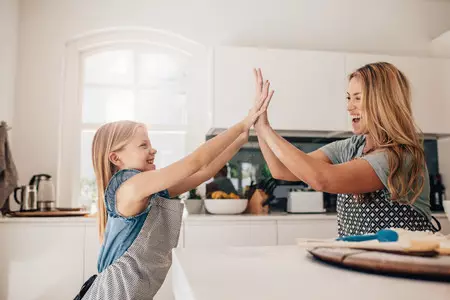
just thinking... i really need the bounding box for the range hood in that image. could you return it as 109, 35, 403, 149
207, 128, 354, 139
207, 128, 447, 140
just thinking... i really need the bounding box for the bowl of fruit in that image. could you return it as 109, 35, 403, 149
204, 191, 248, 215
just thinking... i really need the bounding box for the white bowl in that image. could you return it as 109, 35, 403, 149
443, 200, 450, 222
204, 199, 248, 215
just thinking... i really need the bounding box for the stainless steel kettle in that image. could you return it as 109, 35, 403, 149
29, 174, 56, 211
14, 185, 38, 211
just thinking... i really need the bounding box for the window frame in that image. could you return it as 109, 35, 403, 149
58, 28, 210, 208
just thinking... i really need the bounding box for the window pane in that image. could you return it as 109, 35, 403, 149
149, 131, 186, 168
79, 130, 186, 206
84, 50, 134, 85
82, 87, 134, 123
136, 90, 187, 125
80, 130, 97, 207
138, 53, 184, 83
79, 47, 190, 206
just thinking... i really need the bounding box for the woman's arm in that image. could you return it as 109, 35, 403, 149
256, 127, 298, 181
253, 68, 331, 182
256, 126, 332, 181
257, 125, 384, 193
167, 132, 248, 197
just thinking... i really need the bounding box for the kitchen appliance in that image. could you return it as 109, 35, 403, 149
37, 200, 56, 211
287, 190, 325, 213
430, 173, 446, 211
323, 192, 337, 213
29, 174, 56, 211
13, 185, 38, 211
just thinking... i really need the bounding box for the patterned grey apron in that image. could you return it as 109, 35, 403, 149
334, 136, 439, 237
79, 195, 183, 300
337, 190, 434, 237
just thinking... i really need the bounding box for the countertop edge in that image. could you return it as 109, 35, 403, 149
0, 212, 447, 224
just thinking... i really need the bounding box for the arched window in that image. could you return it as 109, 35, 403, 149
58, 29, 208, 208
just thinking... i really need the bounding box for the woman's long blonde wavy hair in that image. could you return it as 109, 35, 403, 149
92, 120, 144, 242
350, 62, 425, 204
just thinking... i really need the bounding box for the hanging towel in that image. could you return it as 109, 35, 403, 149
0, 122, 18, 212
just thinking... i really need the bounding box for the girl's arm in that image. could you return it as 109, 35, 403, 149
117, 87, 271, 216
167, 131, 248, 197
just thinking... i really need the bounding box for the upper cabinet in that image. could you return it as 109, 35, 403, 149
345, 54, 450, 135
213, 47, 349, 131
428, 59, 450, 135
212, 47, 450, 135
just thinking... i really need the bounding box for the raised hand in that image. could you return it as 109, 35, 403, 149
242, 72, 274, 131
253, 68, 274, 128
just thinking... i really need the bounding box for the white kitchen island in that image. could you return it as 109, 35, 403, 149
172, 246, 450, 300
1, 213, 449, 300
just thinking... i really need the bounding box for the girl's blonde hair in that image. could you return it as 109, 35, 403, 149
350, 62, 425, 204
91, 120, 144, 242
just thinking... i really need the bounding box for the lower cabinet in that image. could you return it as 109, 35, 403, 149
183, 218, 339, 247
277, 219, 338, 245
1, 214, 447, 300
184, 220, 278, 247
0, 223, 85, 300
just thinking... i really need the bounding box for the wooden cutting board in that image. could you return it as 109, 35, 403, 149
7, 209, 90, 217
297, 238, 442, 255
308, 247, 450, 280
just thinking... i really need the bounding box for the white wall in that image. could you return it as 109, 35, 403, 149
12, 0, 450, 191
432, 30, 450, 57
0, 0, 19, 127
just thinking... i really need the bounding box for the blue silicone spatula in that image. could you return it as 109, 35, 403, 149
336, 229, 399, 243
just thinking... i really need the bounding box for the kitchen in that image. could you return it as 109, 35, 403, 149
1, 0, 450, 299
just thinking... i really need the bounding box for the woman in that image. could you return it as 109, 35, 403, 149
253, 63, 439, 236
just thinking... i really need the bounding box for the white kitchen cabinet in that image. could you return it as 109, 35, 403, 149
213, 47, 348, 131
0, 213, 446, 300
431, 59, 450, 135
84, 225, 101, 281
213, 47, 450, 135
277, 219, 337, 245
184, 220, 277, 247
345, 54, 450, 134
178, 222, 184, 248
0, 223, 85, 300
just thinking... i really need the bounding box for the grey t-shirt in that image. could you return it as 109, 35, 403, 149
320, 135, 431, 220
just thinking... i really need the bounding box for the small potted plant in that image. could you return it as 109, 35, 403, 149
183, 188, 205, 214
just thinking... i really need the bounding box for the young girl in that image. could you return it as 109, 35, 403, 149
74, 85, 273, 300
253, 64, 439, 237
